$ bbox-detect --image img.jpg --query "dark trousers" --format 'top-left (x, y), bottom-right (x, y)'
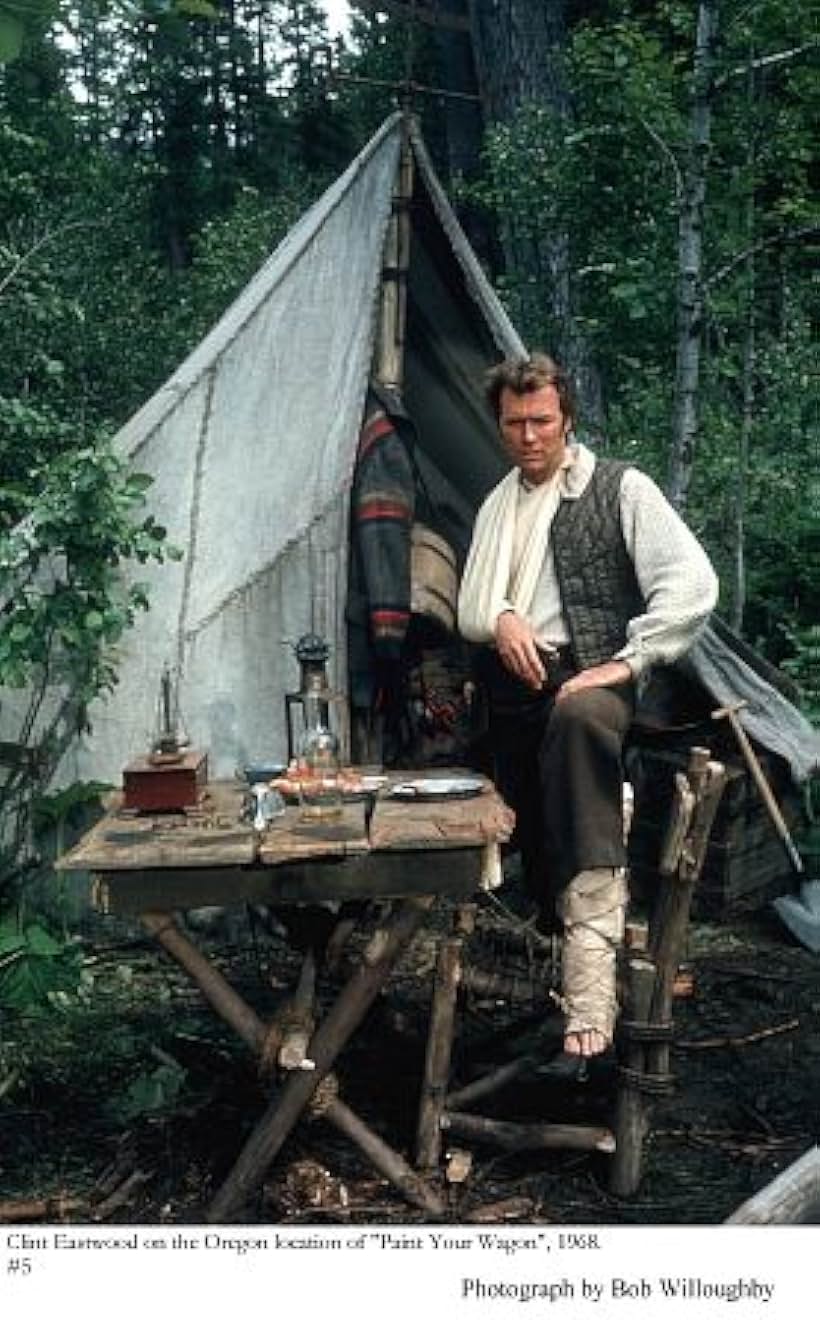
top-left (477, 647), bottom-right (635, 925)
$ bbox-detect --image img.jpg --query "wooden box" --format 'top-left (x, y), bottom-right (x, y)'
top-left (122, 749), bottom-right (209, 813)
top-left (627, 741), bottom-right (802, 921)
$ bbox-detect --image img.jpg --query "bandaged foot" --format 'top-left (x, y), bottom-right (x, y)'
top-left (557, 867), bottom-right (628, 1058)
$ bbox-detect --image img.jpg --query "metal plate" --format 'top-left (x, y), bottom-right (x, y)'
top-left (387, 776), bottom-right (486, 802)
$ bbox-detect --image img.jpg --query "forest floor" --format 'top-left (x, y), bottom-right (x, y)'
top-left (2, 892), bottom-right (819, 1228)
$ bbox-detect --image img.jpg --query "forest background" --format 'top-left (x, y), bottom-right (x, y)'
top-left (0, 1), bottom-right (818, 883)
top-left (0, 2), bottom-right (818, 1222)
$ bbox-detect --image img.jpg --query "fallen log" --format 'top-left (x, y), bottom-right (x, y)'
top-left (441, 1110), bottom-right (615, 1154)
top-left (724, 1146), bottom-right (820, 1224)
top-left (0, 1194), bottom-right (87, 1223)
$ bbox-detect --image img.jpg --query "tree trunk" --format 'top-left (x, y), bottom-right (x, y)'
top-left (731, 252), bottom-right (755, 633)
top-left (467, 0), bottom-right (605, 440)
top-left (667, 0), bottom-right (719, 512)
top-left (730, 60), bottom-right (757, 633)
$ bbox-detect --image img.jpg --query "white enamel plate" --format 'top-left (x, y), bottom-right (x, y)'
top-left (388, 776), bottom-right (486, 802)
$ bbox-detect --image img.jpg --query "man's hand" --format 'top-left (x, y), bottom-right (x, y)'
top-left (556, 659), bottom-right (632, 702)
top-left (495, 611), bottom-right (546, 691)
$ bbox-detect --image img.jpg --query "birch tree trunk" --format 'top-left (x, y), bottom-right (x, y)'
top-left (667, 0), bottom-right (719, 512)
top-left (731, 62), bottom-right (758, 633)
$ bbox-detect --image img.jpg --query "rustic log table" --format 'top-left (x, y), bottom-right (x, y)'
top-left (60, 775), bottom-right (511, 1220)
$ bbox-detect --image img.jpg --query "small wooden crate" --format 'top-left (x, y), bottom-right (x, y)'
top-left (628, 742), bottom-right (802, 921)
top-left (122, 749), bottom-right (209, 813)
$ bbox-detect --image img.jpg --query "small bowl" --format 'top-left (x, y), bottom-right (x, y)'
top-left (240, 761), bottom-right (287, 785)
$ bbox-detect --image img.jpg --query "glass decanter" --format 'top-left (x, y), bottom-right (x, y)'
top-left (298, 673), bottom-right (343, 820)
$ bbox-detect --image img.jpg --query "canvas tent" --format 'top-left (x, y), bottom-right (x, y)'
top-left (2, 112), bottom-right (817, 794)
top-left (12, 112), bottom-right (523, 787)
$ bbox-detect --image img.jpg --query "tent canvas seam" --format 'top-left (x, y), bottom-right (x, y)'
top-left (175, 366), bottom-right (217, 677)
top-left (182, 490), bottom-right (348, 645)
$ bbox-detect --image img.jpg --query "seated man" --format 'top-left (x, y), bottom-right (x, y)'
top-left (458, 354), bottom-right (718, 1060)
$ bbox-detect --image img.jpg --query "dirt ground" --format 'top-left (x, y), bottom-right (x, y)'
top-left (2, 893), bottom-right (819, 1227)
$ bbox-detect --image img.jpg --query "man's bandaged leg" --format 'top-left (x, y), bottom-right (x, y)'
top-left (557, 867), bottom-right (628, 1044)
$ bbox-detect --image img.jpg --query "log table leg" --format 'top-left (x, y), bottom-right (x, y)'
top-left (141, 912), bottom-right (267, 1052)
top-left (207, 895), bottom-right (435, 1222)
top-left (415, 903), bottom-right (476, 1171)
top-left (277, 948), bottom-right (318, 1071)
top-left (325, 1097), bottom-right (445, 1216)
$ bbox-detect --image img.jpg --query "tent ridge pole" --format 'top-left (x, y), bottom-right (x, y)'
top-left (374, 115), bottom-right (415, 390)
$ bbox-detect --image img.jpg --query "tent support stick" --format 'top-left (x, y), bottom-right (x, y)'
top-left (375, 115), bottom-right (414, 389)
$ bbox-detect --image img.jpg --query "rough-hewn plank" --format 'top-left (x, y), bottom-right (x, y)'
top-left (371, 785), bottom-right (509, 851)
top-left (93, 848), bottom-right (483, 915)
top-left (258, 802), bottom-right (369, 864)
top-left (59, 782), bottom-right (254, 871)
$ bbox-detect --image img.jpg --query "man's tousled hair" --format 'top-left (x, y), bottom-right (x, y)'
top-left (485, 353), bottom-right (576, 424)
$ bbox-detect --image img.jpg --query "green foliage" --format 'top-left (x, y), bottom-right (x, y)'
top-left (469, 0), bottom-right (818, 659)
top-left (0, 440), bottom-right (177, 902)
top-left (113, 1059), bottom-right (188, 1120)
top-left (0, 0), bottom-right (58, 62)
top-left (34, 778), bottom-right (111, 828)
top-left (0, 444), bottom-right (175, 698)
top-left (0, 913), bottom-right (82, 1009)
top-left (780, 625), bottom-right (820, 728)
top-left (0, 10), bottom-right (23, 61)
top-left (179, 175), bottom-right (322, 338)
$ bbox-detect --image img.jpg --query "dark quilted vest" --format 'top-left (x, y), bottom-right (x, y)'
top-left (551, 459), bottom-right (645, 668)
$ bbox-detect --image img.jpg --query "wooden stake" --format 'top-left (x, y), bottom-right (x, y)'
top-left (658, 772), bottom-right (696, 876)
top-left (609, 956), bottom-right (657, 1197)
top-left (607, 748), bottom-right (727, 1197)
top-left (648, 753), bottom-right (727, 1081)
top-left (415, 904), bottom-right (475, 1170)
